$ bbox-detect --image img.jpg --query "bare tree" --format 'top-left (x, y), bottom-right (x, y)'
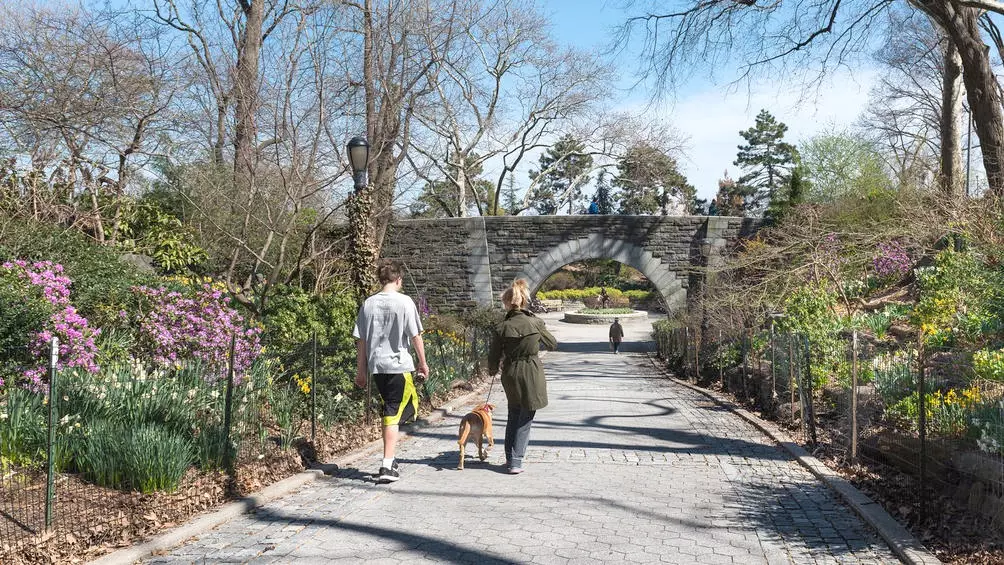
top-left (408, 0), bottom-right (612, 217)
top-left (0, 3), bottom-right (180, 240)
top-left (620, 0), bottom-right (1004, 196)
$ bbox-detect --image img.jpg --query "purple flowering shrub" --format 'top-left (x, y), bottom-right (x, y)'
top-left (132, 285), bottom-right (262, 382)
top-left (0, 260), bottom-right (100, 391)
top-left (872, 241), bottom-right (912, 279)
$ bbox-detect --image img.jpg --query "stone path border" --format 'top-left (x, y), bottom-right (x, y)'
top-left (648, 356), bottom-right (942, 565)
top-left (88, 383), bottom-right (495, 565)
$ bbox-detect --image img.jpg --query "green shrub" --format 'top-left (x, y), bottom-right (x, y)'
top-left (578, 308), bottom-right (634, 315)
top-left (423, 330), bottom-right (476, 398)
top-left (0, 388), bottom-right (46, 467)
top-left (777, 283), bottom-right (843, 388)
top-left (912, 246), bottom-right (1004, 348)
top-left (262, 285), bottom-right (357, 408)
top-left (0, 270), bottom-right (51, 386)
top-left (268, 382), bottom-right (305, 448)
top-left (539, 271), bottom-right (577, 291)
top-left (80, 421), bottom-right (191, 493)
top-left (971, 399), bottom-right (1004, 454)
top-left (192, 423), bottom-right (229, 471)
top-left (0, 218), bottom-right (152, 327)
top-left (974, 348), bottom-right (1004, 382)
top-left (537, 287), bottom-right (625, 302)
top-left (872, 350), bottom-right (916, 406)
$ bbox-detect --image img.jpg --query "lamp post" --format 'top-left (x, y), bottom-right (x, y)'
top-left (345, 136), bottom-right (376, 305)
top-left (347, 136), bottom-right (369, 192)
top-left (346, 136), bottom-right (375, 425)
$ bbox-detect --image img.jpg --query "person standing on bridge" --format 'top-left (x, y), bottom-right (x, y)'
top-left (488, 279), bottom-right (557, 475)
top-left (354, 259), bottom-right (429, 483)
top-left (609, 318), bottom-right (624, 354)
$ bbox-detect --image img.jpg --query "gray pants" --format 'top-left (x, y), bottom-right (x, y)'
top-left (505, 405), bottom-right (536, 469)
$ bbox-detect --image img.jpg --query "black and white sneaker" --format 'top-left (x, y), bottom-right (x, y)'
top-left (377, 466), bottom-right (400, 483)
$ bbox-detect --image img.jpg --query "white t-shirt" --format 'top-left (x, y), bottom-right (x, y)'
top-left (352, 291), bottom-right (423, 374)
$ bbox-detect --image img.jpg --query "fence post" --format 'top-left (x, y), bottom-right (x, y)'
top-left (222, 335), bottom-right (237, 477)
top-left (801, 335), bottom-right (818, 446)
top-left (44, 337), bottom-right (59, 531)
top-left (788, 337), bottom-right (796, 431)
top-left (918, 349), bottom-right (927, 526)
top-left (684, 326), bottom-right (690, 379)
top-left (770, 324), bottom-right (776, 411)
top-left (311, 331), bottom-right (317, 444)
top-left (718, 330), bottom-right (724, 391)
top-left (741, 331), bottom-right (749, 402)
top-left (693, 327), bottom-right (701, 383)
top-left (851, 330), bottom-right (859, 463)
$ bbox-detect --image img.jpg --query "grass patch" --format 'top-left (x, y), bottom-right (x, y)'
top-left (577, 308), bottom-right (635, 315)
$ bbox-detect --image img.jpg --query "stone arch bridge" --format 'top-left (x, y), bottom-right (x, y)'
top-left (382, 216), bottom-right (759, 314)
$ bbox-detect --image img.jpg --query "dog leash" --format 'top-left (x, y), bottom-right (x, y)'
top-left (483, 373), bottom-right (497, 406)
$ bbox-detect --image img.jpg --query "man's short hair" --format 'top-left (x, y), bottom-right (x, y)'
top-left (614, 318), bottom-right (619, 322)
top-left (377, 259), bottom-right (404, 285)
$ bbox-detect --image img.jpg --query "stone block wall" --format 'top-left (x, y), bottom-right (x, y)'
top-left (382, 215), bottom-right (759, 314)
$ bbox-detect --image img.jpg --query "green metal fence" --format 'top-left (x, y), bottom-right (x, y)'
top-left (1, 319), bottom-right (493, 561)
top-left (653, 323), bottom-right (1004, 530)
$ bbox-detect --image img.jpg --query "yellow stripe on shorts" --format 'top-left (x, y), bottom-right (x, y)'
top-left (382, 372), bottom-right (419, 426)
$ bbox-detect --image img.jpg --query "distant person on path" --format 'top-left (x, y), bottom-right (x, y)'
top-left (599, 287), bottom-right (609, 309)
top-left (609, 318), bottom-right (624, 354)
top-left (354, 259), bottom-right (429, 483)
top-left (488, 279), bottom-right (557, 475)
top-left (587, 197), bottom-right (600, 214)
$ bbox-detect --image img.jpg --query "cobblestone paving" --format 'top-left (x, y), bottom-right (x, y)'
top-left (144, 315), bottom-right (901, 564)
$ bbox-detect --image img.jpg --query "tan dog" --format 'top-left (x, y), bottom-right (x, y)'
top-left (457, 403), bottom-right (494, 470)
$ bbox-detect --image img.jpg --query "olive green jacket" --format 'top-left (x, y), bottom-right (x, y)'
top-left (487, 309), bottom-right (558, 411)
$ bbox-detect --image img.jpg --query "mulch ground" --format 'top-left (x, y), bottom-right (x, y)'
top-left (3, 374), bottom-right (489, 564)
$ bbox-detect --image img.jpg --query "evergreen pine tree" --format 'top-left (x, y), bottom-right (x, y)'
top-left (528, 134), bottom-right (593, 215)
top-left (734, 109), bottom-right (798, 214)
top-left (502, 175), bottom-right (520, 216)
top-left (614, 143), bottom-right (693, 215)
top-left (593, 169), bottom-right (615, 214)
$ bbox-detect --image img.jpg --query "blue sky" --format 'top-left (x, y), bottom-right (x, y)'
top-left (542, 0), bottom-right (878, 202)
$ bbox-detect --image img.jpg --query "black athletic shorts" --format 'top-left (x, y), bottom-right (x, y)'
top-left (373, 372), bottom-right (419, 426)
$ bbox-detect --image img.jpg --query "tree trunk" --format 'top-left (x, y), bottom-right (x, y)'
top-left (233, 0), bottom-right (264, 200)
top-left (917, 1), bottom-right (1004, 197)
top-left (941, 33), bottom-right (964, 199)
top-left (457, 165), bottom-right (467, 217)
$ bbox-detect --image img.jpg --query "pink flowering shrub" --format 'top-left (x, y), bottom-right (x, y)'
top-left (873, 241), bottom-right (912, 279)
top-left (132, 285), bottom-right (262, 382)
top-left (0, 260), bottom-right (100, 391)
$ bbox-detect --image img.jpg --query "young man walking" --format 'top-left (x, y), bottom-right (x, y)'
top-left (353, 260), bottom-right (429, 482)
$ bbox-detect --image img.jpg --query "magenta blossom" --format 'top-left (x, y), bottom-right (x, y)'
top-left (131, 284), bottom-right (262, 383)
top-left (1, 260), bottom-right (99, 392)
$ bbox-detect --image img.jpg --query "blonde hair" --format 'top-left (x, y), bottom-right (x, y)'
top-left (501, 279), bottom-right (530, 311)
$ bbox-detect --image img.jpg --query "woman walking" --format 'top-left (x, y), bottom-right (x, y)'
top-left (488, 279), bottom-right (557, 474)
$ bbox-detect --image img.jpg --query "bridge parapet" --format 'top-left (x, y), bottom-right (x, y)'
top-left (382, 215), bottom-right (759, 314)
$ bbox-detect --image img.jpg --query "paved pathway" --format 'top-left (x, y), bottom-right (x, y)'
top-left (146, 314), bottom-right (901, 565)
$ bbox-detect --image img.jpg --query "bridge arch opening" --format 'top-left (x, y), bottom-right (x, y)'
top-left (513, 235), bottom-right (687, 315)
top-left (534, 258), bottom-right (662, 310)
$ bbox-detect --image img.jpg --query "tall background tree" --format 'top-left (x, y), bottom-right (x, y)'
top-left (733, 110), bottom-right (798, 216)
top-left (620, 0), bottom-right (1004, 198)
top-left (614, 142), bottom-right (693, 215)
top-left (528, 134), bottom-right (594, 215)
top-left (713, 172), bottom-right (747, 217)
top-left (593, 169), bottom-right (616, 214)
